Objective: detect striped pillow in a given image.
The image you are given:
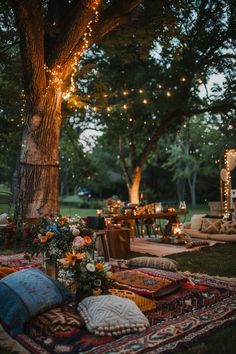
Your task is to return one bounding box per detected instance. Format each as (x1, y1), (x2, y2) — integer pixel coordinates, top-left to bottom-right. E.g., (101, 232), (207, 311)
(127, 256), (177, 272)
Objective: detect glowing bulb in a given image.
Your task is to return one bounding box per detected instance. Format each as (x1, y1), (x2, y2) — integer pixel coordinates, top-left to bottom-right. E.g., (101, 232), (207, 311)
(139, 89), (143, 93)
(166, 91), (171, 97)
(143, 99), (147, 104)
(123, 104), (128, 109)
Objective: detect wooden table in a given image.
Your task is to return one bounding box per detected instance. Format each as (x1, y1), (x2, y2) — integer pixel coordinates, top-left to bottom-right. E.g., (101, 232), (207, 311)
(112, 211), (188, 237)
(96, 228), (130, 260)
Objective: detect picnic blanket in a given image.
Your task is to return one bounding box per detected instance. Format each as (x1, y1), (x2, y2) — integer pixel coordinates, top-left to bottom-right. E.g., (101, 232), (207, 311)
(1, 273), (236, 354)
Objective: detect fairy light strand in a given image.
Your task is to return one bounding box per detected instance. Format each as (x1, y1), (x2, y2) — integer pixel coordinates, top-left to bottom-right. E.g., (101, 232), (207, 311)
(223, 149), (236, 215)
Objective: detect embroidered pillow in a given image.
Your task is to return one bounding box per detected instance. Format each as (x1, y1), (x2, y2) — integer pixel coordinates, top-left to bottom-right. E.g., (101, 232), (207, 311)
(127, 256), (177, 272)
(0, 268), (73, 335)
(0, 267), (16, 279)
(109, 268), (187, 298)
(77, 295), (149, 336)
(220, 220), (236, 234)
(28, 305), (83, 335)
(201, 218), (222, 234)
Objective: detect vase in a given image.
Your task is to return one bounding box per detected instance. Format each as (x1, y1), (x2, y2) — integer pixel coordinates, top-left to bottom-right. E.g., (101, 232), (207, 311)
(42, 252), (58, 279)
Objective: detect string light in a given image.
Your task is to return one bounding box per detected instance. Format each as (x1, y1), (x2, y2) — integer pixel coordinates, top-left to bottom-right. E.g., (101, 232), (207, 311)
(143, 99), (147, 104)
(223, 149), (236, 215)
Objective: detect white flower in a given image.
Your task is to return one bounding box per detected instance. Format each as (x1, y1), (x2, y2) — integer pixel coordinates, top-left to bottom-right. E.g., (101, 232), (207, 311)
(72, 228), (80, 236)
(86, 263), (95, 272)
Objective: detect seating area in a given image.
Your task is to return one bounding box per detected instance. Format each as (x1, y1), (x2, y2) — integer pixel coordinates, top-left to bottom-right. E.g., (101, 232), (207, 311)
(184, 214), (236, 242)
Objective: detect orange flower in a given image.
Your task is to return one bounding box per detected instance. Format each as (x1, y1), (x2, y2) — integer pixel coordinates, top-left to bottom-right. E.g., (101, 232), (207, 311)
(83, 236), (92, 245)
(65, 251), (85, 266)
(95, 263), (104, 271)
(46, 231), (54, 239)
(38, 235), (48, 243)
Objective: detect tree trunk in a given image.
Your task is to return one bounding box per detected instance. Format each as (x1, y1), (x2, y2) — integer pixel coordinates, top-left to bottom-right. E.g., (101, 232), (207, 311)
(15, 90), (62, 224)
(176, 178), (186, 202)
(128, 166), (142, 204)
(188, 172), (197, 207)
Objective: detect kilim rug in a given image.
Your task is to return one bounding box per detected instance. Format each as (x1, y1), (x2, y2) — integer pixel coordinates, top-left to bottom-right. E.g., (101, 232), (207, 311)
(0, 253), (42, 270)
(1, 273), (236, 354)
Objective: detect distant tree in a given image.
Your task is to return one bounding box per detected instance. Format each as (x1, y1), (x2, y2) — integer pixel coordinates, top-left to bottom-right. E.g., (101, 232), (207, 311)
(74, 0), (236, 204)
(162, 115), (236, 206)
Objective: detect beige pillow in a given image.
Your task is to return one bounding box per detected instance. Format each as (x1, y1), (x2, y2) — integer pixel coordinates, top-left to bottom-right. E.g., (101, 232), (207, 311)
(190, 214), (206, 230)
(77, 295), (150, 336)
(220, 220), (236, 234)
(201, 218), (222, 234)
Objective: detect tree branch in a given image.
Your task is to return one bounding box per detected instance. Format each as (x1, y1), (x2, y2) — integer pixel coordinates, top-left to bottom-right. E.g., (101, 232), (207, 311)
(10, 0), (46, 104)
(48, 0), (102, 70)
(55, 0), (142, 81)
(139, 100), (236, 168)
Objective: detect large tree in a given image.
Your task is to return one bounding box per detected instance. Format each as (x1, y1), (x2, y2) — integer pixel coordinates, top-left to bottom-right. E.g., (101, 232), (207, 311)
(74, 0), (236, 204)
(4, 0), (142, 225)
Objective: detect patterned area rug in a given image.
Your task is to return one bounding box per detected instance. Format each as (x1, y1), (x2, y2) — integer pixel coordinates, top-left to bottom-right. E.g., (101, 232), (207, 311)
(1, 273), (235, 354)
(130, 237), (219, 256)
(0, 253), (42, 270)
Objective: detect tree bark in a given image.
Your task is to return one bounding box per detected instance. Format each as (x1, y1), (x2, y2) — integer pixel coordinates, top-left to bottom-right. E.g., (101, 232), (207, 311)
(128, 166), (142, 204)
(15, 89), (62, 223)
(187, 172), (197, 207)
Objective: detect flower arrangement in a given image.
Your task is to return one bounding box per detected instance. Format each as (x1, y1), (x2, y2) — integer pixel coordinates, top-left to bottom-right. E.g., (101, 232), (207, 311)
(58, 235), (111, 303)
(29, 212), (111, 302)
(30, 213), (94, 261)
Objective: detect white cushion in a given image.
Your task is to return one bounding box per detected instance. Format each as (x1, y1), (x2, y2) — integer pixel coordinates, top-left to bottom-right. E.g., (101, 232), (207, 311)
(190, 214), (206, 230)
(77, 295), (150, 336)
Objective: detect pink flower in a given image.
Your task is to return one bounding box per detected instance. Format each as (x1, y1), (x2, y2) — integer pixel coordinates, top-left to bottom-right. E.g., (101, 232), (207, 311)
(72, 236), (84, 250)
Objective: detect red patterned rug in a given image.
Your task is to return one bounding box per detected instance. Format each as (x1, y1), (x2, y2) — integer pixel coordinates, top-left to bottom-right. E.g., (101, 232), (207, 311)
(2, 273), (234, 354)
(0, 253), (42, 270)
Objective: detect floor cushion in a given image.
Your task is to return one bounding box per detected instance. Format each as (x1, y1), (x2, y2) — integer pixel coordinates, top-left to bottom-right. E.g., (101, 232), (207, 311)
(0, 268), (73, 335)
(127, 256), (177, 272)
(109, 268), (187, 298)
(184, 229), (209, 239)
(190, 214), (206, 230)
(208, 233), (236, 242)
(0, 267), (16, 279)
(201, 218), (222, 234)
(27, 304), (84, 335)
(220, 220), (236, 234)
(77, 295), (150, 336)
